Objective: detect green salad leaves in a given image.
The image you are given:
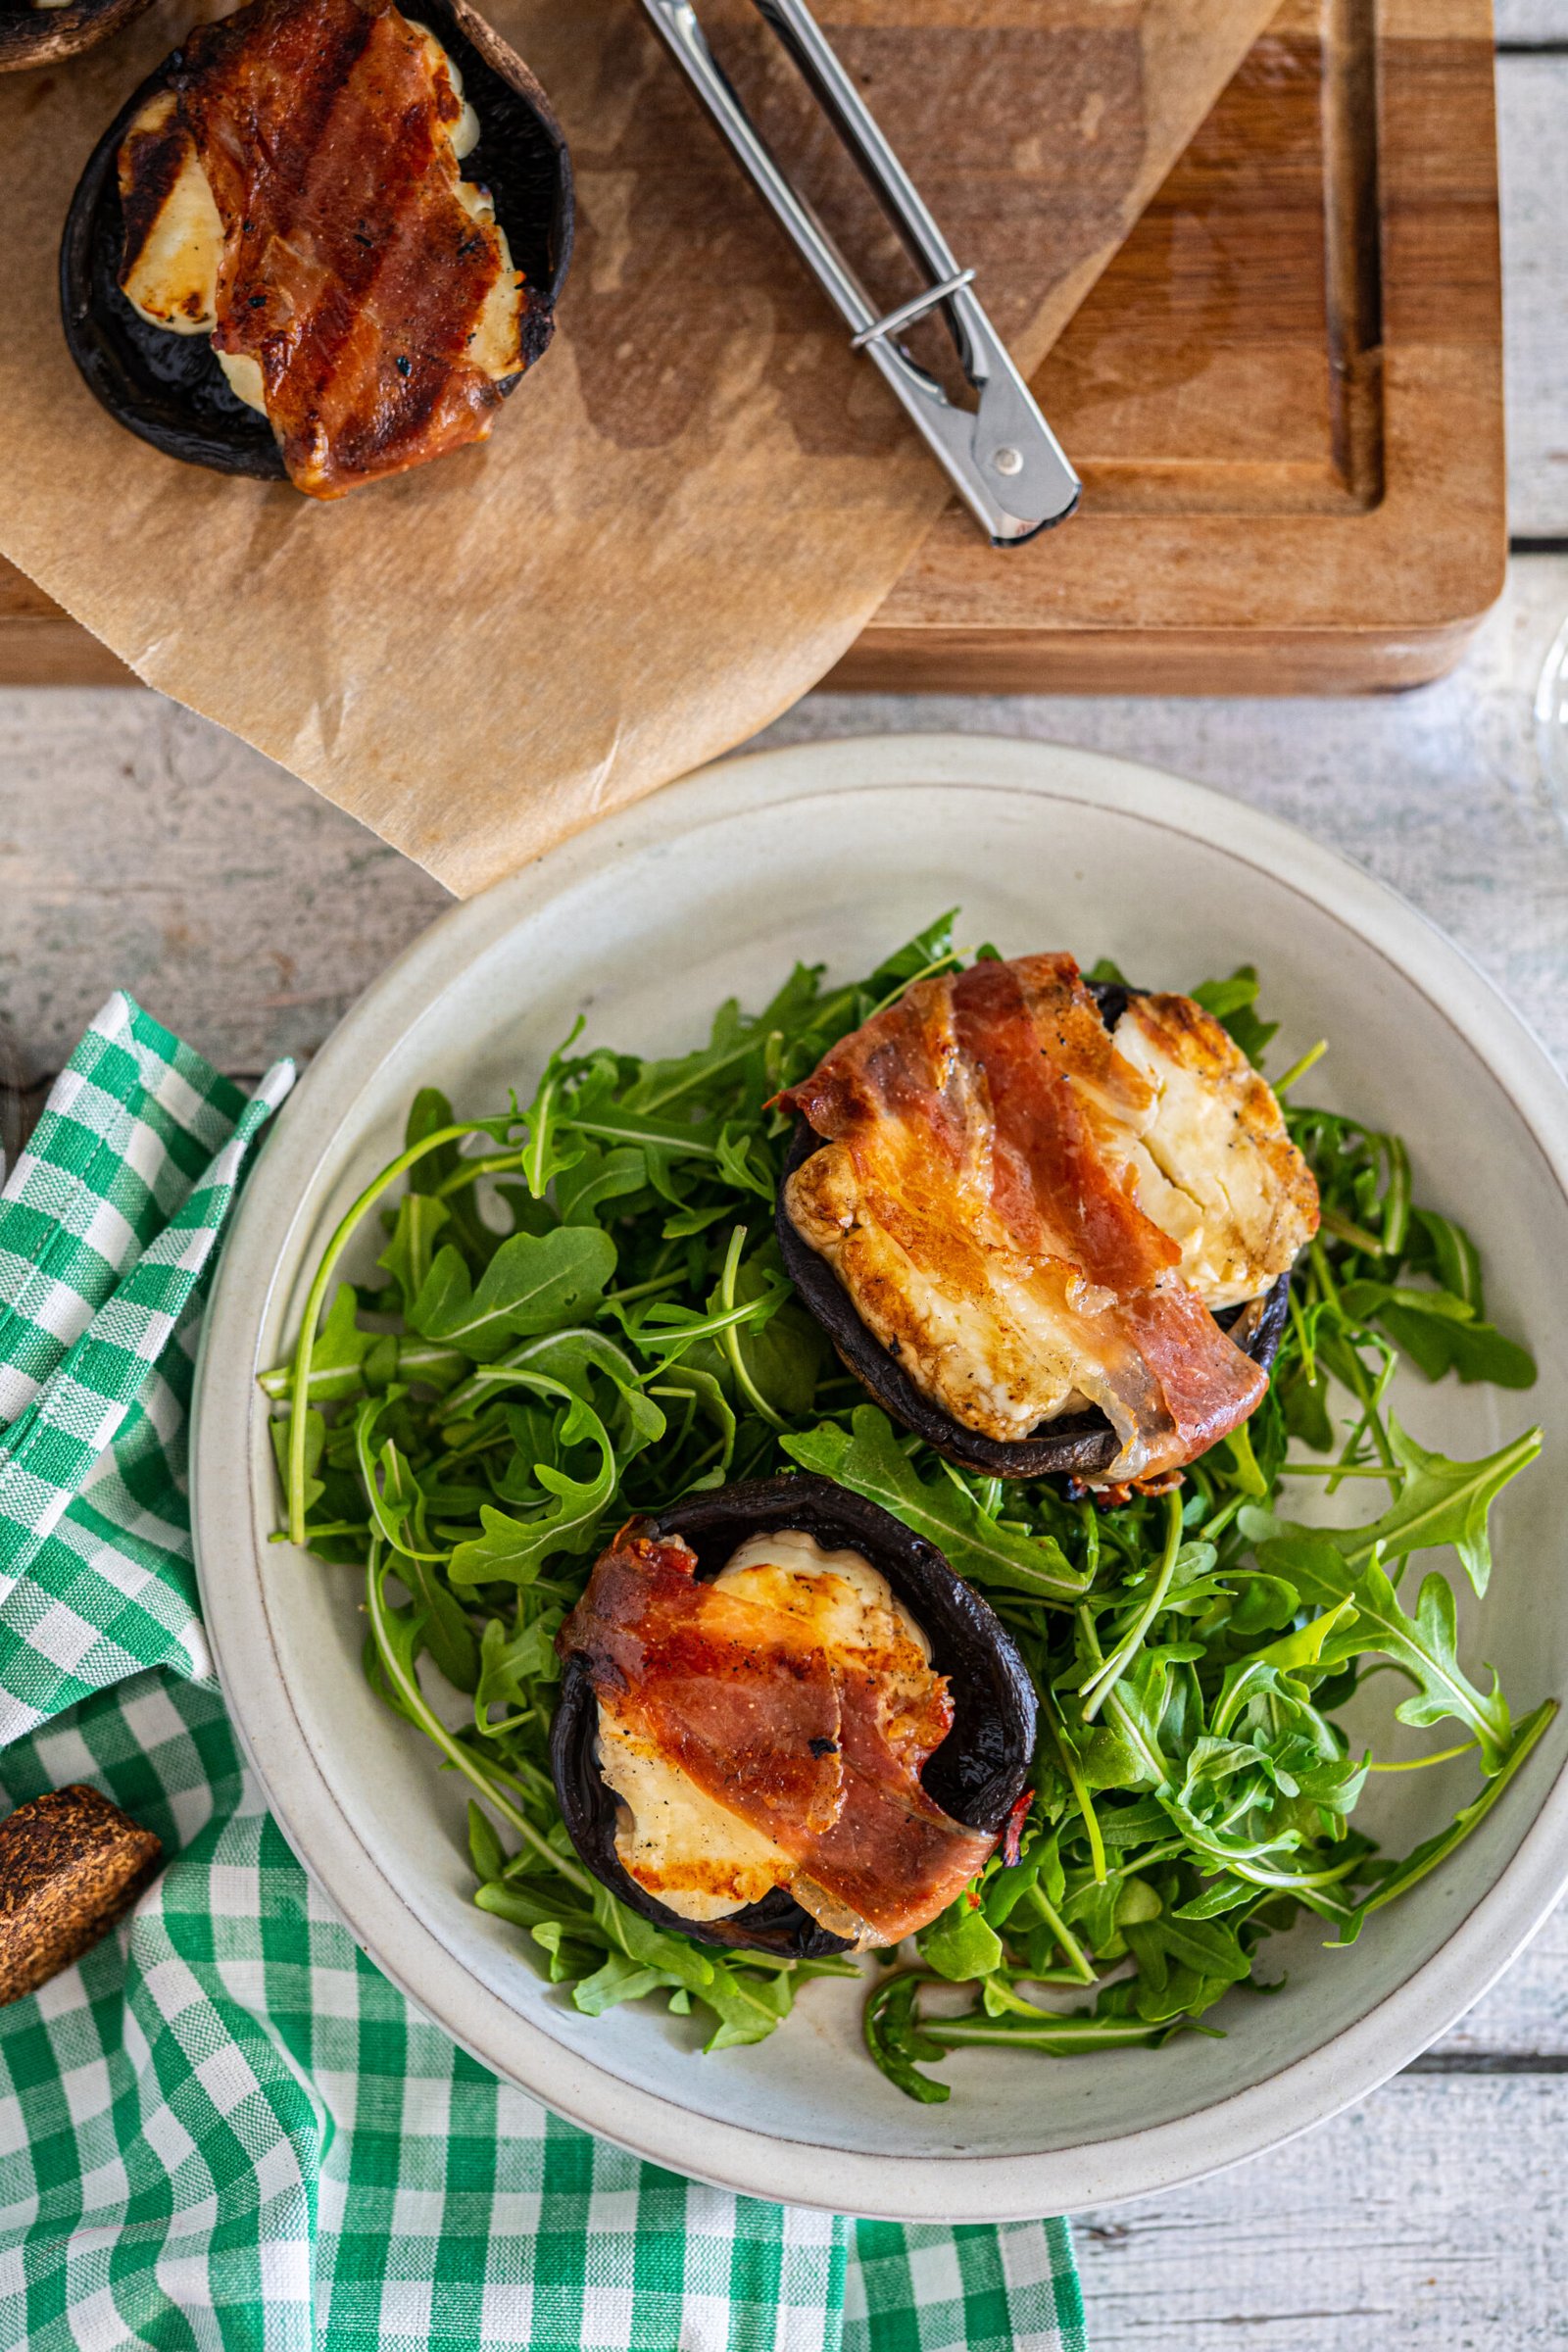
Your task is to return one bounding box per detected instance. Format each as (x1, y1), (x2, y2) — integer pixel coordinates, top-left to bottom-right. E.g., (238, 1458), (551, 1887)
(266, 918), (1553, 2098)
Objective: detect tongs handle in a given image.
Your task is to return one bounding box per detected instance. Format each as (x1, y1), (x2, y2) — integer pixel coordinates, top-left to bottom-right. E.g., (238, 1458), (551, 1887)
(639, 0), (1080, 545)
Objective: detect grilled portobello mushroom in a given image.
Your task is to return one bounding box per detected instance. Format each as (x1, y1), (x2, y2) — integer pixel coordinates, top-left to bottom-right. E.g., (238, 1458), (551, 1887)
(60, 0), (571, 489)
(1, 0), (154, 76)
(551, 1474), (1038, 1961)
(777, 973), (1299, 1485)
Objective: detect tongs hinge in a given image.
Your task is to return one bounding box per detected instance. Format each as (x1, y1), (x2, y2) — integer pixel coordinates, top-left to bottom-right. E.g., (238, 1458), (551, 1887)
(640, 0), (1081, 545)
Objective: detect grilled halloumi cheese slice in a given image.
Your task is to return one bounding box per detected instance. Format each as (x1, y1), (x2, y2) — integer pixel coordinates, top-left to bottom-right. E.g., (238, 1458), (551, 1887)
(118, 90), (266, 412)
(1094, 993), (1319, 1312)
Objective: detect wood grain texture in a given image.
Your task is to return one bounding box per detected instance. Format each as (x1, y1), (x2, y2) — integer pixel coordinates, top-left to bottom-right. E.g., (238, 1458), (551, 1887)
(4, 552), (1564, 1075)
(1075, 2077), (1568, 2346)
(1428, 1899), (1568, 2056)
(0, 689), (448, 1078)
(0, 0), (1289, 898)
(0, 0), (1511, 696)
(833, 0), (1509, 693)
(0, 581), (130, 688)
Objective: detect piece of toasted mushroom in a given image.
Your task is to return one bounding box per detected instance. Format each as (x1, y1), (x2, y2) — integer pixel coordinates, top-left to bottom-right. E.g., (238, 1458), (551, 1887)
(58, 0), (571, 483)
(776, 978), (1295, 1485)
(550, 1474), (1038, 1960)
(0, 0), (154, 77)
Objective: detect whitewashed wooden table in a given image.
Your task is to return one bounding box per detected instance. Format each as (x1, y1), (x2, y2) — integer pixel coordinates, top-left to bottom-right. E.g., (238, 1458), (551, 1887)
(3, 12), (1567, 2343)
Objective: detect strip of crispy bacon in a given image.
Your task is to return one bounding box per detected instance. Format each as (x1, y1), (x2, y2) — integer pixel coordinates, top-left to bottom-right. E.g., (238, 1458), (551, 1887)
(169, 0), (523, 496)
(782, 953), (1277, 1480)
(789, 1651), (996, 1945)
(560, 1527), (996, 1944)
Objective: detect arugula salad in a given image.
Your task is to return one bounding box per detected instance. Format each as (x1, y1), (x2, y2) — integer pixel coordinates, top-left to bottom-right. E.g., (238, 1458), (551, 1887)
(267, 916), (1553, 2100)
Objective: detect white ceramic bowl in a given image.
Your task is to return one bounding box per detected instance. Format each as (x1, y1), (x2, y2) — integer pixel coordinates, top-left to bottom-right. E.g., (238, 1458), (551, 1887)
(192, 735), (1568, 2222)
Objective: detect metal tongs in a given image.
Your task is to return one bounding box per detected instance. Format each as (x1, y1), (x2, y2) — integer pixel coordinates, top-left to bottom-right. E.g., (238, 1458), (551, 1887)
(640, 0), (1081, 545)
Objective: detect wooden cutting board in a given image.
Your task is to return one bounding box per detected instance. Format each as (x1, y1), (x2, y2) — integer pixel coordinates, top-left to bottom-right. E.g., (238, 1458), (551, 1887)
(0, 0), (1501, 695)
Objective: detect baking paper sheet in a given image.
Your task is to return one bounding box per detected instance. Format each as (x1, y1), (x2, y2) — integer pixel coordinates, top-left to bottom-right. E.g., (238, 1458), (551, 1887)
(0, 0), (1276, 894)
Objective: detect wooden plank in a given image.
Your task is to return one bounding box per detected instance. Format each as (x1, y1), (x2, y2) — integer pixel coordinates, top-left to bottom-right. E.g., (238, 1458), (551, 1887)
(0, 0), (1508, 695)
(1499, 56), (1568, 538)
(5, 552), (1565, 1085)
(0, 688), (448, 1080)
(1076, 2075), (1568, 2348)
(1494, 0), (1568, 38)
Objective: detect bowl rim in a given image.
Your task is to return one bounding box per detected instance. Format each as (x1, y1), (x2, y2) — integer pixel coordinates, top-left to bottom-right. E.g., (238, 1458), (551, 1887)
(191, 731), (1568, 2221)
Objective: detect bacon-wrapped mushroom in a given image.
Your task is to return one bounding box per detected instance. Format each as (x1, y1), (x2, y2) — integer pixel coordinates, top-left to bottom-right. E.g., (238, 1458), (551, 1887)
(60, 0), (570, 493)
(776, 958), (1317, 1488)
(551, 1475), (1037, 1959)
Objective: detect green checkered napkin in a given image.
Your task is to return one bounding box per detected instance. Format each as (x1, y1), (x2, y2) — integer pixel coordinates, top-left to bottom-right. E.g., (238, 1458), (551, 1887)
(0, 994), (1087, 2352)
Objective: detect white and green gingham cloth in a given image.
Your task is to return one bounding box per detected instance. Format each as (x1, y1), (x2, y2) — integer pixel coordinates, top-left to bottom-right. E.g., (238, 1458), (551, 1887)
(0, 994), (1088, 2352)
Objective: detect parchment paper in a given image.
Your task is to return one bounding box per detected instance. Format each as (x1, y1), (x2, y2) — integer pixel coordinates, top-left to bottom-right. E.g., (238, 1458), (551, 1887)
(0, 0), (1275, 895)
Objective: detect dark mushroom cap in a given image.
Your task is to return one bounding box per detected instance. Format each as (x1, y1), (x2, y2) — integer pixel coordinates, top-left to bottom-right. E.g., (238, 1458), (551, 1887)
(776, 979), (1295, 1482)
(549, 1473), (1039, 1961)
(58, 0), (572, 478)
(0, 0), (154, 76)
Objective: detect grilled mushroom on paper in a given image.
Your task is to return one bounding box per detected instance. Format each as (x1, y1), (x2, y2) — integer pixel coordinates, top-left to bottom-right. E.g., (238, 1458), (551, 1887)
(60, 0), (571, 494)
(1, 0), (154, 77)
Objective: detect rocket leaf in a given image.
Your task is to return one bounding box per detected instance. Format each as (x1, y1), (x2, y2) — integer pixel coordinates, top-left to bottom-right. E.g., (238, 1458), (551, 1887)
(783, 1407), (1088, 1600)
(1254, 1530), (1513, 1772)
(1335, 1419), (1541, 1596)
(411, 1227), (616, 1360)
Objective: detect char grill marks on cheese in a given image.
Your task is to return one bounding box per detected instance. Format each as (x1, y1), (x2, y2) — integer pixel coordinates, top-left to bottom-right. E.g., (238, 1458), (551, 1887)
(119, 0), (527, 495)
(559, 1527), (998, 1946)
(782, 953), (1319, 1481)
